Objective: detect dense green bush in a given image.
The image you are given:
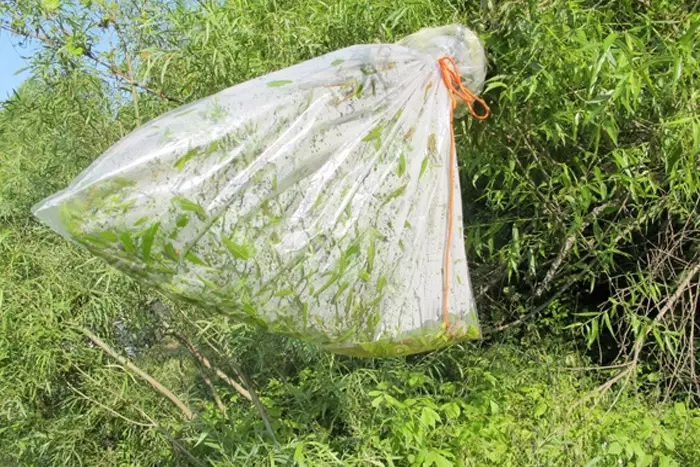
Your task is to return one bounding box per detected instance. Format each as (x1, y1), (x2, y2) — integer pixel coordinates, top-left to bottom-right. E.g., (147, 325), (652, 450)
(1, 0), (699, 465)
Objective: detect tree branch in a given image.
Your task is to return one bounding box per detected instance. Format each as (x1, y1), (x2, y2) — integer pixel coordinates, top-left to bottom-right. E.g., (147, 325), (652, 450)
(67, 382), (156, 428)
(171, 331), (252, 402)
(0, 23), (182, 104)
(535, 202), (612, 298)
(78, 327), (194, 421)
(194, 362), (227, 415)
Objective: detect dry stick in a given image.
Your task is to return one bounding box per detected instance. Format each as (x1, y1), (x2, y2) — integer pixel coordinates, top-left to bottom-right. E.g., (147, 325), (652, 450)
(562, 362), (634, 372)
(234, 363), (280, 449)
(165, 307), (280, 446)
(690, 282), (699, 391)
(118, 33), (142, 125)
(78, 327), (195, 421)
(170, 331), (252, 402)
(162, 303), (280, 448)
(0, 24), (181, 104)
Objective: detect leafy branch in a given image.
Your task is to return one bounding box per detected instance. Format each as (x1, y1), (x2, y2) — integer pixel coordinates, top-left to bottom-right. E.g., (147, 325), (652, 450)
(0, 23), (182, 104)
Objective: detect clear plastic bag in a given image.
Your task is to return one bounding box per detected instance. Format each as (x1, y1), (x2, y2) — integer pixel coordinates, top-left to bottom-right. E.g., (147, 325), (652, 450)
(33, 24), (486, 357)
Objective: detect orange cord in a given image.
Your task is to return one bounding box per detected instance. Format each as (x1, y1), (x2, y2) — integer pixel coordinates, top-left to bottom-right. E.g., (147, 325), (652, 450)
(437, 56), (490, 329)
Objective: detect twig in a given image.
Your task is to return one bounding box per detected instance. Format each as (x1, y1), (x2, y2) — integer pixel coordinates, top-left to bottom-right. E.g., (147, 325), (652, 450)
(164, 306), (279, 447)
(0, 23), (181, 104)
(72, 365), (204, 466)
(111, 20), (142, 125)
(629, 259), (700, 362)
(487, 202), (658, 335)
(484, 268), (586, 335)
(194, 331), (279, 448)
(563, 362), (635, 372)
(170, 331), (252, 402)
(67, 382), (156, 428)
(235, 363), (280, 449)
(196, 364), (227, 415)
(535, 202), (612, 298)
(77, 326), (195, 421)
(591, 259), (700, 400)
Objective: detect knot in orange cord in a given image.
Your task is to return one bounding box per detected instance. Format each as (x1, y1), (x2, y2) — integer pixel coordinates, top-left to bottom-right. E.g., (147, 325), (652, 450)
(437, 56), (490, 120)
(437, 56), (490, 331)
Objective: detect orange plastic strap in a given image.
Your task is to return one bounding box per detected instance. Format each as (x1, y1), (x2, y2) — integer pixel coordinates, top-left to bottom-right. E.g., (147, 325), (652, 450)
(437, 56), (490, 329)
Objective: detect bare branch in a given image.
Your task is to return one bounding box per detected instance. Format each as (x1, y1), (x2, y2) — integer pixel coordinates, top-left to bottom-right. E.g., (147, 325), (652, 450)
(193, 363), (227, 415)
(171, 331), (252, 402)
(78, 327), (195, 421)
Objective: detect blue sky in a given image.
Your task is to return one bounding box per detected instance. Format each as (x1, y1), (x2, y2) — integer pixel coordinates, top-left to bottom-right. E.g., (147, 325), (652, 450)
(0, 29), (37, 98)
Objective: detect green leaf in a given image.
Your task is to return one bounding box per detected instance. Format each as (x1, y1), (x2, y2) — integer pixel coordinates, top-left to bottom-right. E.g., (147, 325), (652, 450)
(174, 197), (207, 220)
(185, 251), (208, 266)
(367, 238), (375, 273)
(194, 432), (208, 448)
(362, 125), (382, 143)
(163, 243), (179, 261)
(331, 59), (345, 66)
(608, 441), (623, 455)
(267, 80), (293, 87)
(119, 232), (136, 254)
(534, 401), (547, 417)
(603, 119), (619, 146)
(176, 214), (189, 228)
(441, 402), (460, 419)
(41, 0), (60, 11)
(376, 275), (387, 294)
(141, 223), (160, 263)
(174, 148), (200, 171)
(97, 231), (118, 243)
(353, 81), (364, 99)
(419, 157), (430, 179)
(315, 273), (339, 297)
(427, 133), (437, 154)
(197, 274), (219, 291)
(383, 184), (407, 205)
(432, 453), (454, 467)
(397, 152), (406, 177)
(222, 237), (251, 261)
(65, 39), (83, 57)
(420, 406), (440, 428)
(293, 442), (305, 465)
